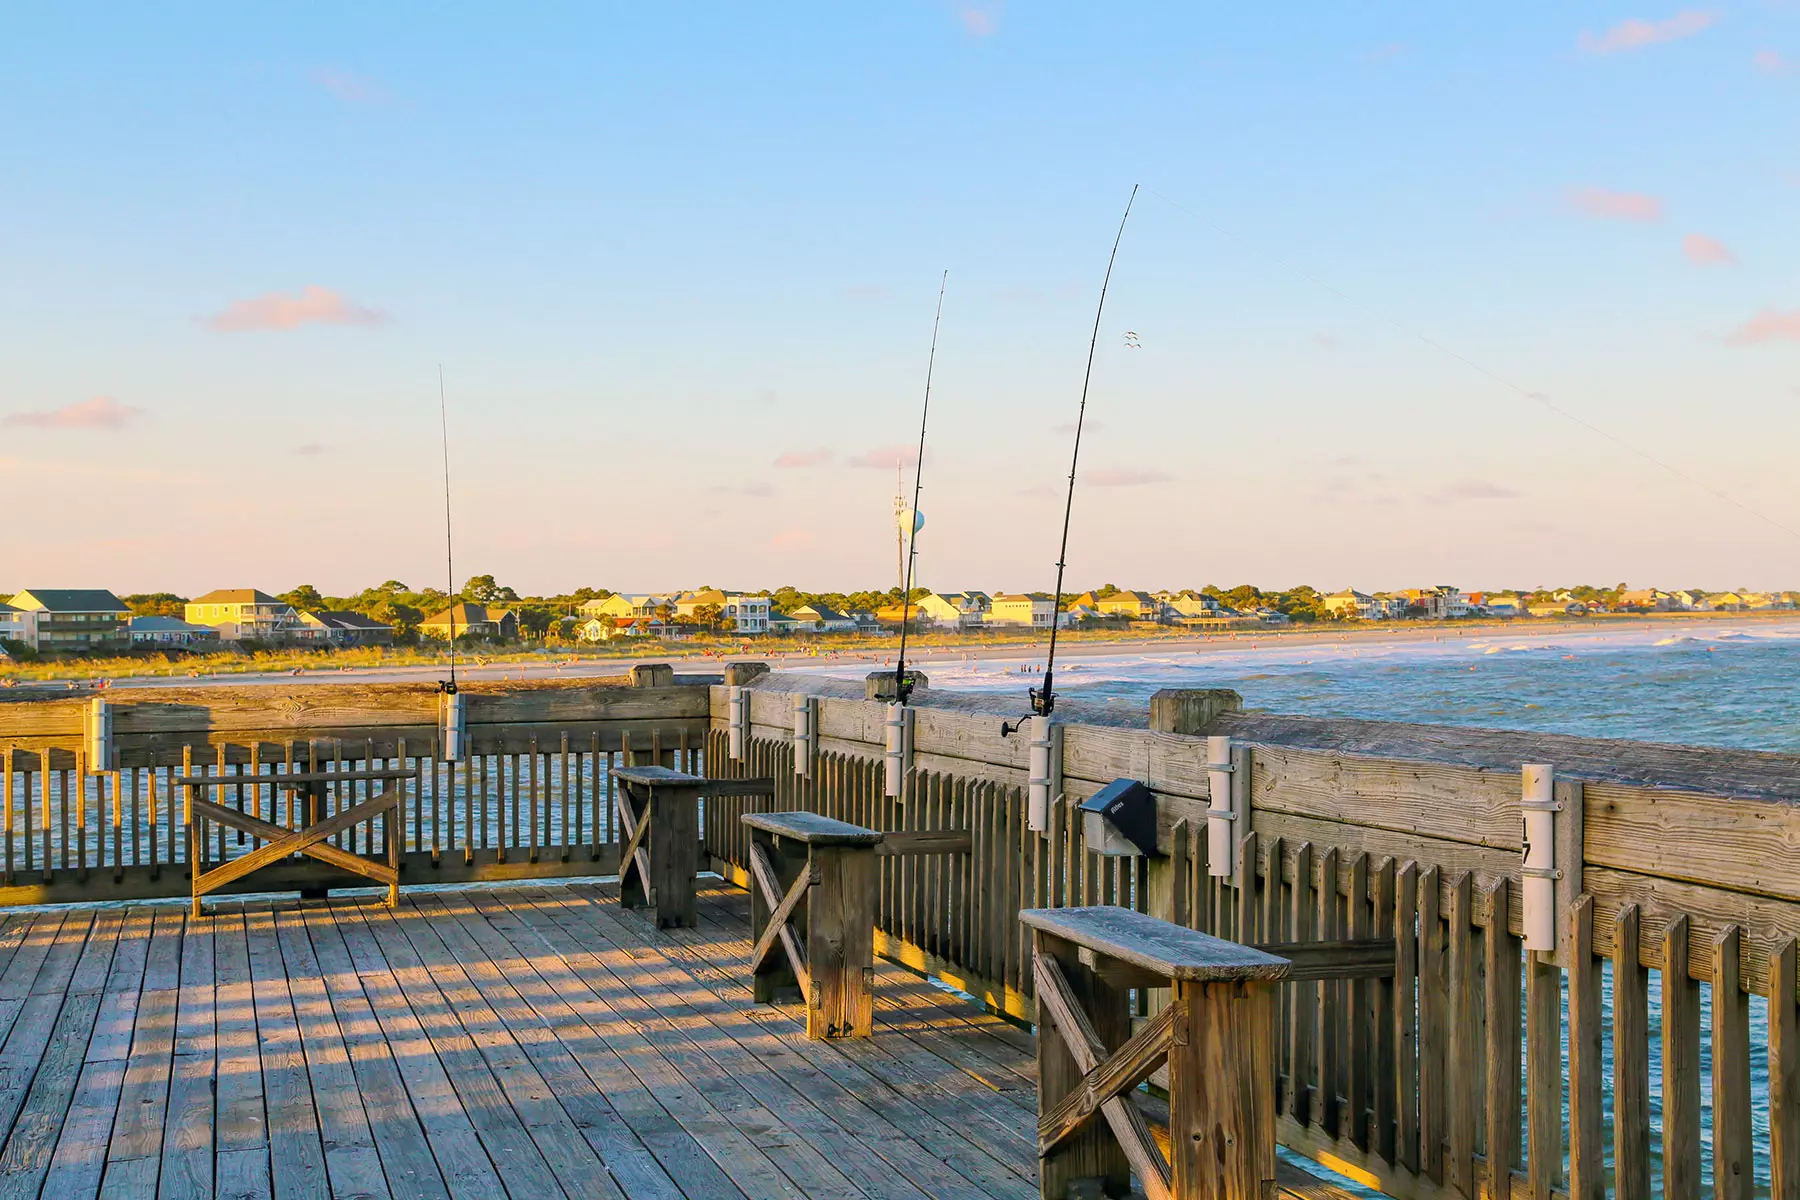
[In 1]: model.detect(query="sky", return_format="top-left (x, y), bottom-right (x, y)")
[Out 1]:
top-left (3, 4), bottom-right (1799, 596)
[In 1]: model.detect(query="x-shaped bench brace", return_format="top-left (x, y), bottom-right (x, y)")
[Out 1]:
top-left (1034, 954), bottom-right (1177, 1200)
top-left (617, 791), bottom-right (654, 904)
top-left (748, 840), bottom-right (813, 993)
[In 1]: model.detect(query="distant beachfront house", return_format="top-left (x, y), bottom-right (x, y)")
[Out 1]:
top-left (766, 612), bottom-right (802, 635)
top-left (295, 610), bottom-right (395, 647)
top-left (184, 589), bottom-right (304, 642)
top-left (129, 616), bottom-right (221, 647)
top-left (0, 603), bottom-right (39, 651)
top-left (1526, 599), bottom-right (1587, 617)
top-left (420, 602), bottom-right (518, 640)
top-left (788, 604), bottom-right (856, 632)
top-left (988, 593), bottom-right (1062, 630)
top-left (1162, 593), bottom-right (1221, 620)
top-left (675, 589), bottom-right (770, 634)
top-left (9, 590), bottom-right (132, 654)
top-left (1323, 590), bottom-right (1381, 621)
top-left (912, 593), bottom-right (986, 629)
top-left (1482, 593), bottom-right (1525, 616)
top-left (1398, 586), bottom-right (1471, 619)
top-left (1072, 590), bottom-right (1163, 622)
top-left (575, 617), bottom-right (616, 643)
top-left (1618, 589), bottom-right (1676, 612)
top-left (580, 594), bottom-right (671, 621)
top-left (1671, 590), bottom-right (1705, 611)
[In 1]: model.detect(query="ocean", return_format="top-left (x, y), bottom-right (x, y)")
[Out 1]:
top-left (794, 622), bottom-right (1800, 752)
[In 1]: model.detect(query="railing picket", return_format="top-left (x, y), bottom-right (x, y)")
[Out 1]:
top-left (1568, 895), bottom-right (1604, 1200)
top-left (1417, 864), bottom-right (1444, 1184)
top-left (1772, 938), bottom-right (1799, 1200)
top-left (1393, 860), bottom-right (1419, 1172)
top-left (1712, 925), bottom-right (1752, 1200)
top-left (1664, 915), bottom-right (1702, 1200)
top-left (1485, 878), bottom-right (1522, 1199)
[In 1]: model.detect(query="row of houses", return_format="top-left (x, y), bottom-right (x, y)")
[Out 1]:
top-left (0, 588), bottom-right (491, 655)
top-left (1323, 585), bottom-right (1800, 620)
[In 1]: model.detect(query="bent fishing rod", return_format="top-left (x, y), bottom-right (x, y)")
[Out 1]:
top-left (437, 364), bottom-right (459, 696)
top-left (893, 270), bottom-right (949, 705)
top-left (1002, 184), bottom-right (1138, 738)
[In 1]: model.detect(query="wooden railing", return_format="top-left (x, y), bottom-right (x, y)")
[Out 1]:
top-left (703, 671), bottom-right (1800, 1200)
top-left (0, 676), bottom-right (710, 904)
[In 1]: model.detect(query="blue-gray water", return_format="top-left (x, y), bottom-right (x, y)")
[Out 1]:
top-left (808, 623), bottom-right (1800, 752)
top-left (804, 621), bottom-right (1797, 1194)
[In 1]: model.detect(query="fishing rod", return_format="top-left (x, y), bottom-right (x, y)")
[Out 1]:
top-left (437, 366), bottom-right (469, 761)
top-left (893, 270), bottom-right (949, 706)
top-left (1002, 184), bottom-right (1138, 740)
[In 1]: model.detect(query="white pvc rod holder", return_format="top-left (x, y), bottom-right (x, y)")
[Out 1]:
top-left (1206, 735), bottom-right (1236, 877)
top-left (85, 699), bottom-right (113, 773)
top-left (728, 686), bottom-right (748, 761)
top-left (441, 691), bottom-right (468, 763)
top-left (1027, 716), bottom-right (1052, 831)
top-left (884, 703), bottom-right (912, 798)
top-left (1521, 762), bottom-right (1558, 952)
top-left (792, 694), bottom-right (813, 777)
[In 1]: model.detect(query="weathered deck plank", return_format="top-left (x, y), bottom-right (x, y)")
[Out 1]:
top-left (0, 879), bottom-right (1345, 1200)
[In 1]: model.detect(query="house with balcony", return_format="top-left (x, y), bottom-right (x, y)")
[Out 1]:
top-left (0, 604), bottom-right (39, 651)
top-left (912, 593), bottom-right (987, 629)
top-left (184, 589), bottom-right (304, 642)
top-left (8, 590), bottom-right (132, 654)
top-left (1323, 590), bottom-right (1382, 620)
top-left (988, 593), bottom-right (1060, 630)
top-left (579, 594), bottom-right (673, 621)
top-left (129, 616), bottom-right (222, 647)
top-left (788, 604), bottom-right (856, 632)
top-left (295, 610), bottom-right (396, 647)
top-left (676, 589), bottom-right (770, 634)
top-left (420, 603), bottom-right (518, 640)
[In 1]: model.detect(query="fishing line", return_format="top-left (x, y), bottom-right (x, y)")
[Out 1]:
top-left (894, 270), bottom-right (949, 706)
top-left (1004, 184), bottom-right (1139, 737)
top-left (1143, 186), bottom-right (1800, 543)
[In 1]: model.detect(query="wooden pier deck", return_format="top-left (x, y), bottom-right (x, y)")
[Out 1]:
top-left (0, 880), bottom-right (1059, 1200)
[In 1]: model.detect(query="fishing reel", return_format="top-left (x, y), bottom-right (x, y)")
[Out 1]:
top-left (1000, 685), bottom-right (1055, 737)
top-left (437, 678), bottom-right (458, 695)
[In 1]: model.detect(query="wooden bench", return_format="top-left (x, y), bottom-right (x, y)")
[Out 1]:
top-left (742, 810), bottom-right (886, 1039)
top-left (612, 766), bottom-right (773, 929)
top-left (1021, 906), bottom-right (1292, 1200)
top-left (176, 767), bottom-right (415, 916)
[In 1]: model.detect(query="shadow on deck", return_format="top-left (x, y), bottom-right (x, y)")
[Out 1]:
top-left (0, 881), bottom-right (1356, 1199)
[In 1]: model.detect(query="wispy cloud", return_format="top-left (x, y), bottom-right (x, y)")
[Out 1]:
top-left (1364, 43), bottom-right (1406, 64)
top-left (1578, 10), bottom-right (1716, 55)
top-left (847, 445), bottom-right (920, 470)
top-left (959, 4), bottom-right (1001, 36)
top-left (1428, 480), bottom-right (1521, 502)
top-left (207, 286), bottom-right (389, 332)
top-left (1682, 233), bottom-right (1737, 265)
top-left (773, 448), bottom-right (831, 469)
top-left (1755, 49), bottom-right (1791, 74)
top-left (708, 481), bottom-right (775, 498)
top-left (3, 396), bottom-right (141, 430)
top-left (1312, 332), bottom-right (1341, 351)
top-left (766, 529), bottom-right (814, 551)
top-left (293, 442), bottom-right (328, 456)
top-left (313, 68), bottom-right (391, 105)
top-left (1724, 309), bottom-right (1800, 345)
top-left (1085, 468), bottom-right (1172, 488)
top-left (1567, 186), bottom-right (1664, 222)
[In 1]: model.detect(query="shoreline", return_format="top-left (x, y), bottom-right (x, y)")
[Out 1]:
top-left (60, 609), bottom-right (1800, 690)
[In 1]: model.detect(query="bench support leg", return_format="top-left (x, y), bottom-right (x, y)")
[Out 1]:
top-left (1167, 978), bottom-right (1279, 1200)
top-left (651, 781), bottom-right (698, 929)
top-left (806, 844), bottom-right (875, 1040)
top-left (751, 831), bottom-right (804, 1005)
top-left (1038, 933), bottom-right (1134, 1199)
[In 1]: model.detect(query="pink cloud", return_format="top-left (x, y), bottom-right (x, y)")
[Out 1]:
top-left (774, 448), bottom-right (832, 469)
top-left (766, 529), bottom-right (815, 551)
top-left (1428, 480), bottom-right (1521, 502)
top-left (1682, 233), bottom-right (1737, 265)
top-left (207, 286), bottom-right (389, 332)
top-left (1755, 49), bottom-right (1790, 74)
top-left (960, 4), bottom-right (1001, 36)
top-left (313, 68), bottom-right (390, 105)
top-left (1578, 10), bottom-right (1716, 55)
top-left (1724, 309), bottom-right (1800, 346)
top-left (1085, 468), bottom-right (1172, 488)
top-left (847, 445), bottom-right (921, 470)
top-left (1567, 186), bottom-right (1664, 222)
top-left (3, 396), bottom-right (141, 430)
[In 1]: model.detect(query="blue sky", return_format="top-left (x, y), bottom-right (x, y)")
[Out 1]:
top-left (4, 4), bottom-right (1798, 595)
